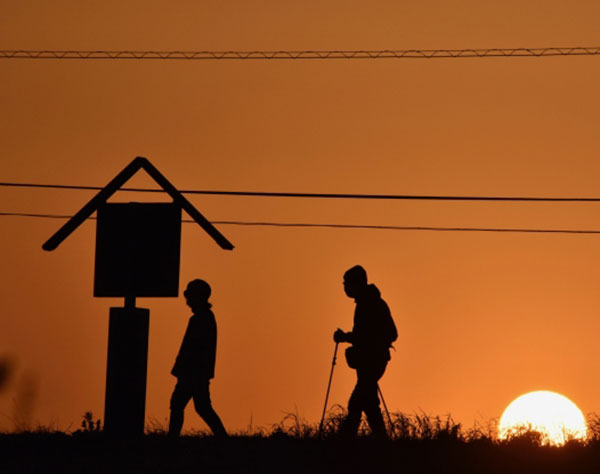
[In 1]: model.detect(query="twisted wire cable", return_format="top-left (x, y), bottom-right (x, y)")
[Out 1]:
top-left (1, 47), bottom-right (600, 61)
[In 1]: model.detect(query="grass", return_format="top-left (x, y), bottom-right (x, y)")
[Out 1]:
top-left (2, 409), bottom-right (600, 473)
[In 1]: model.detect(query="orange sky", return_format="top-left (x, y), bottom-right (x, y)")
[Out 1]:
top-left (2, 1), bottom-right (600, 433)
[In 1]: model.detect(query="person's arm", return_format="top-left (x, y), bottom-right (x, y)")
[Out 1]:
top-left (383, 301), bottom-right (397, 344)
top-left (171, 318), bottom-right (193, 377)
top-left (207, 316), bottom-right (217, 379)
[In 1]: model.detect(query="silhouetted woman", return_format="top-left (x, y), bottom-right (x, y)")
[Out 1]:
top-left (168, 279), bottom-right (227, 437)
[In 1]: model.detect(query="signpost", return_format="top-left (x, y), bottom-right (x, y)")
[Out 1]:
top-left (42, 157), bottom-right (234, 435)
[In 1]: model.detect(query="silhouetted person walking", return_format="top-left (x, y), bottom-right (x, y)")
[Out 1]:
top-left (168, 279), bottom-right (227, 437)
top-left (334, 265), bottom-right (397, 438)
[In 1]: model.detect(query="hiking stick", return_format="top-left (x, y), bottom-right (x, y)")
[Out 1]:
top-left (377, 384), bottom-right (394, 437)
top-left (318, 342), bottom-right (339, 436)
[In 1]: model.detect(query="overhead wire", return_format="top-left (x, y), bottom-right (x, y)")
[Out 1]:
top-left (4, 46), bottom-right (599, 232)
top-left (1, 47), bottom-right (600, 61)
top-left (2, 181), bottom-right (600, 202)
top-left (3, 181), bottom-right (600, 235)
top-left (2, 212), bottom-right (600, 235)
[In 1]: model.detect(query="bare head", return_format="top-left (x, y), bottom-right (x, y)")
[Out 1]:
top-left (184, 279), bottom-right (211, 311)
top-left (343, 265), bottom-right (368, 299)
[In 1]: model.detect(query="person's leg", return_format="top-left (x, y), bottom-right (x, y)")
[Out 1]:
top-left (169, 378), bottom-right (192, 437)
top-left (363, 361), bottom-right (388, 439)
top-left (363, 395), bottom-right (386, 438)
top-left (339, 371), bottom-right (366, 437)
top-left (192, 379), bottom-right (227, 437)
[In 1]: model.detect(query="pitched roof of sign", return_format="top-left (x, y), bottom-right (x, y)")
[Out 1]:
top-left (42, 156), bottom-right (234, 251)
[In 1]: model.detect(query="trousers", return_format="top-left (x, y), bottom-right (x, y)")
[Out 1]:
top-left (340, 359), bottom-right (388, 438)
top-left (168, 376), bottom-right (227, 437)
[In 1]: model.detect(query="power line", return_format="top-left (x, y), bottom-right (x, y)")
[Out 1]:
top-left (1, 47), bottom-right (600, 61)
top-left (2, 211), bottom-right (600, 235)
top-left (2, 181), bottom-right (600, 202)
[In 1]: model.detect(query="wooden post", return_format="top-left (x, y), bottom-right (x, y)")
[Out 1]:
top-left (103, 305), bottom-right (149, 436)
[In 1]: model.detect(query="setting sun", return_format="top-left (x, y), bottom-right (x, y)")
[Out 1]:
top-left (498, 391), bottom-right (587, 446)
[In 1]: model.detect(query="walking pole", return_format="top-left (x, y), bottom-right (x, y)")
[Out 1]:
top-left (377, 384), bottom-right (394, 437)
top-left (318, 342), bottom-right (339, 437)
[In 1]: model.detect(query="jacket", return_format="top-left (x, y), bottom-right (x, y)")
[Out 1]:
top-left (171, 306), bottom-right (217, 380)
top-left (347, 284), bottom-right (397, 362)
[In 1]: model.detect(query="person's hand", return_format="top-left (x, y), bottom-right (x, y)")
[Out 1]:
top-left (333, 328), bottom-right (346, 343)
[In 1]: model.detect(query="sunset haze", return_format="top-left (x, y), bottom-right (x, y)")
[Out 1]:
top-left (2, 1), bottom-right (600, 434)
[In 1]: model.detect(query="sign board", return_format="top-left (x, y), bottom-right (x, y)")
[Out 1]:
top-left (43, 157), bottom-right (233, 436)
top-left (94, 202), bottom-right (182, 297)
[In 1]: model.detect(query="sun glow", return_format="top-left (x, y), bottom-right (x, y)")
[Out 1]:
top-left (498, 391), bottom-right (587, 446)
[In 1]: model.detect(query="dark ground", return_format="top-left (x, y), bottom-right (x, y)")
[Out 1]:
top-left (2, 433), bottom-right (600, 474)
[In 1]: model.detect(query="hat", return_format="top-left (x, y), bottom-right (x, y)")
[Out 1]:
top-left (183, 279), bottom-right (211, 300)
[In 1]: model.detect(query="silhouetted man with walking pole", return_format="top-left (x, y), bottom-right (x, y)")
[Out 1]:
top-left (334, 265), bottom-right (397, 439)
top-left (168, 279), bottom-right (227, 437)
